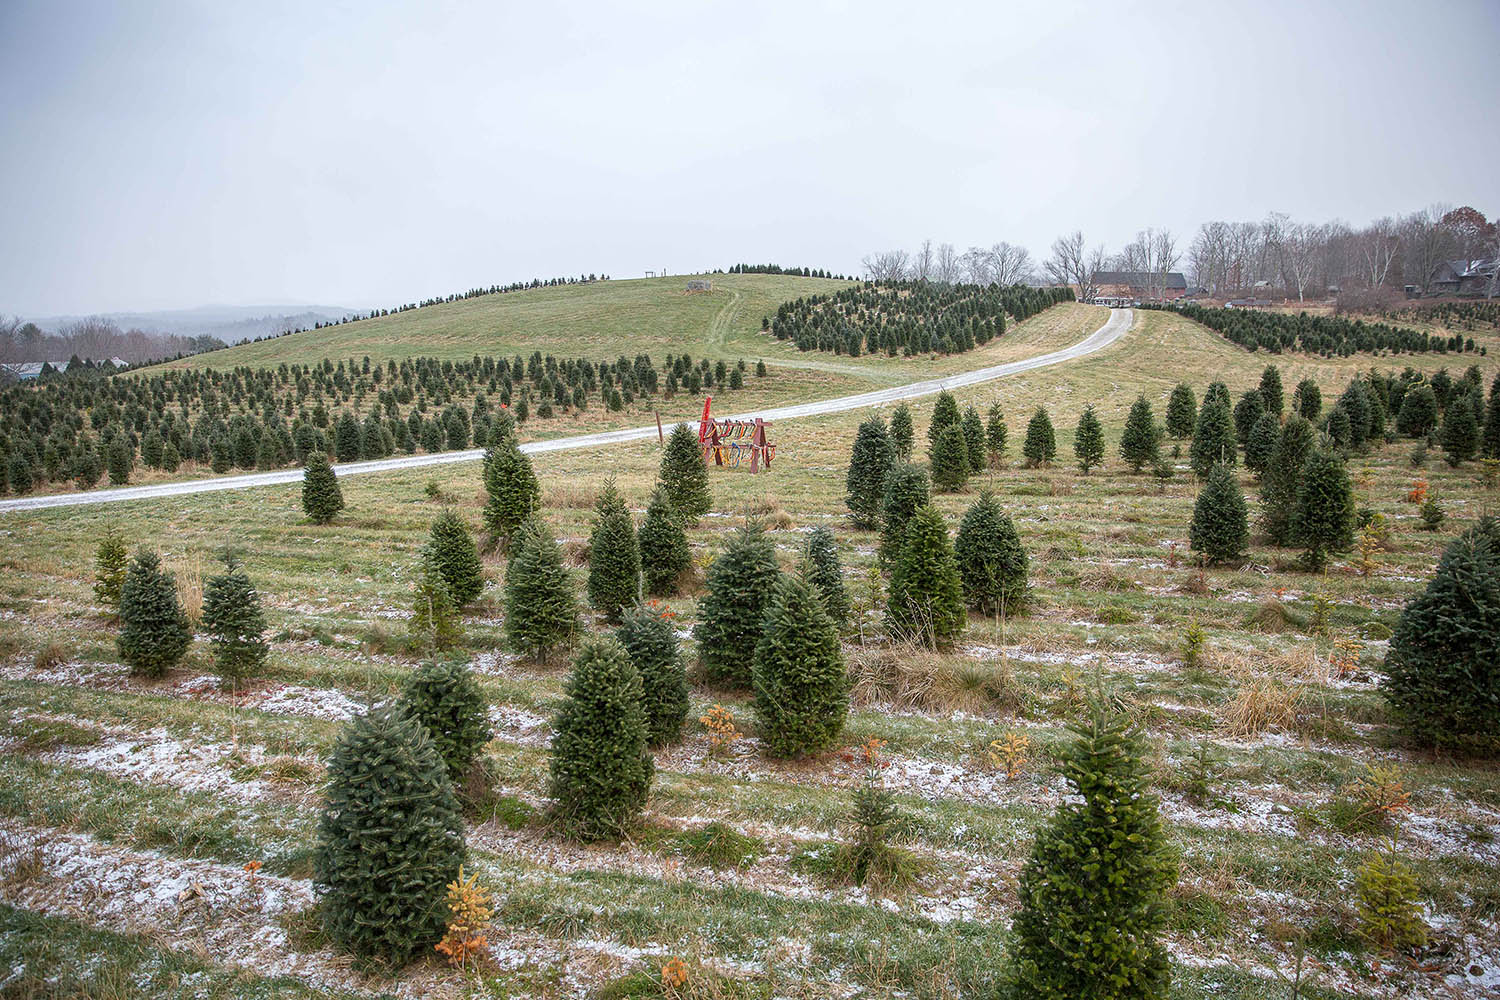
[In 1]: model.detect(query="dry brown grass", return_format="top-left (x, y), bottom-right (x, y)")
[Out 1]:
top-left (848, 643), bottom-right (1024, 716)
top-left (174, 552), bottom-right (203, 625)
top-left (31, 642), bottom-right (69, 670)
top-left (543, 483), bottom-right (600, 509)
top-left (561, 537), bottom-right (591, 567)
top-left (1219, 676), bottom-right (1304, 737)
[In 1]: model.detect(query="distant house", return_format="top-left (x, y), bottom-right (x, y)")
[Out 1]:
top-left (0, 362), bottom-right (56, 380)
top-left (1090, 271), bottom-right (1188, 305)
top-left (1428, 259), bottom-right (1498, 297)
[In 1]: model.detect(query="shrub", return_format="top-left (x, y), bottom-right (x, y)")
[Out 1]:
top-left (586, 478), bottom-right (640, 623)
top-left (961, 405), bottom-right (987, 474)
top-left (659, 423), bottom-right (711, 526)
top-left (889, 403), bottom-right (915, 461)
top-left (1353, 843), bottom-right (1426, 953)
top-left (1419, 495), bottom-right (1445, 530)
top-left (616, 605), bottom-right (688, 747)
top-left (805, 526), bottom-right (849, 627)
top-left (1188, 463), bottom-right (1248, 566)
top-left (301, 452), bottom-right (344, 524)
top-left (503, 519), bottom-right (579, 663)
top-left (638, 485), bottom-right (690, 597)
top-left (886, 505), bottom-right (966, 649)
top-left (482, 435), bottom-right (540, 550)
top-left (399, 659), bottom-right (493, 780)
top-left (845, 416), bottom-right (892, 529)
top-left (1381, 517), bottom-right (1500, 754)
top-left (92, 528), bottom-right (129, 613)
top-left (548, 636), bottom-right (653, 841)
top-left (878, 463), bottom-right (931, 567)
top-left (427, 510), bottom-right (484, 608)
top-left (315, 705), bottom-right (464, 963)
top-left (1292, 450), bottom-right (1356, 571)
top-left (200, 551), bottom-right (268, 687)
top-left (1022, 407), bottom-right (1056, 467)
top-left (953, 491), bottom-right (1027, 616)
top-left (1073, 405), bottom-right (1104, 474)
top-left (752, 573), bottom-right (848, 758)
top-left (929, 424), bottom-right (971, 492)
top-left (1119, 395), bottom-right (1159, 473)
top-left (411, 548), bottom-right (461, 651)
top-left (1006, 701), bottom-right (1176, 1000)
top-left (693, 524), bottom-right (781, 686)
top-left (117, 549), bottom-right (192, 678)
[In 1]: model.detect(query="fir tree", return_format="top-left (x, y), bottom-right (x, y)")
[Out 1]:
top-left (953, 491), bottom-right (1027, 615)
top-left (1189, 463), bottom-right (1249, 566)
top-left (1189, 395), bottom-right (1236, 478)
top-left (1440, 397), bottom-right (1479, 466)
top-left (1292, 449), bottom-right (1356, 571)
top-left (1381, 518), bottom-right (1500, 754)
top-left (1293, 378), bottom-right (1322, 420)
top-left (1483, 375), bottom-right (1500, 459)
top-left (1022, 407), bottom-right (1057, 467)
top-left (1397, 384), bottom-right (1438, 438)
top-left (804, 526), bottom-right (849, 627)
top-left (1007, 701), bottom-right (1176, 1000)
top-left (92, 527), bottom-right (129, 614)
top-left (315, 705), bottom-right (464, 962)
top-left (878, 463), bottom-right (931, 567)
top-left (961, 405), bottom-right (987, 474)
top-left (1119, 395), bottom-right (1160, 473)
top-left (657, 423), bottom-right (712, 527)
top-left (161, 439), bottom-right (180, 472)
top-left (427, 510), bottom-right (484, 608)
top-left (107, 436), bottom-right (132, 486)
top-left (201, 551), bottom-right (268, 687)
top-left (615, 605), bottom-right (688, 747)
top-left (845, 415), bottom-right (892, 529)
top-left (302, 452), bottom-right (344, 524)
top-left (985, 403), bottom-right (1008, 467)
top-left (586, 478), bottom-right (640, 623)
top-left (928, 391), bottom-right (961, 445)
top-left (1327, 404), bottom-right (1353, 450)
top-left (548, 636), bottom-right (653, 841)
top-left (140, 427), bottom-right (164, 469)
top-left (117, 549), bottom-right (192, 678)
top-left (1165, 383), bottom-right (1197, 439)
top-left (1244, 410), bottom-right (1280, 479)
top-left (6, 452), bottom-right (32, 494)
top-left (411, 547), bottom-right (461, 651)
top-left (753, 573), bottom-right (848, 758)
top-left (1259, 365), bottom-right (1284, 416)
top-left (637, 485), bottom-right (690, 596)
top-left (1259, 416), bottom-right (1316, 546)
top-left (889, 403), bottom-right (915, 462)
top-left (1233, 389), bottom-right (1265, 446)
top-left (930, 424), bottom-right (971, 492)
top-left (503, 519), bottom-right (579, 663)
top-left (399, 658), bottom-right (492, 780)
top-left (482, 434), bottom-right (540, 550)
top-left (886, 505), bottom-right (966, 649)
top-left (1073, 405), bottom-right (1105, 474)
top-left (693, 524), bottom-right (781, 686)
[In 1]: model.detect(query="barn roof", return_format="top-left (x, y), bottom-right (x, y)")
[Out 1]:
top-left (1094, 271), bottom-right (1188, 289)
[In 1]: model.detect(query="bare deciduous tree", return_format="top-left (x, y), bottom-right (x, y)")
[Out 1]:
top-left (862, 250), bottom-right (910, 282)
top-left (1046, 231), bottom-right (1104, 302)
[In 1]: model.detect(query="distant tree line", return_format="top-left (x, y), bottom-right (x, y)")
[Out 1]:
top-left (723, 264), bottom-right (851, 279)
top-left (0, 316), bottom-right (227, 366)
top-left (0, 349), bottom-right (766, 495)
top-left (1152, 302), bottom-right (1481, 356)
top-left (768, 280), bottom-right (1074, 357)
top-left (1379, 299), bottom-right (1500, 331)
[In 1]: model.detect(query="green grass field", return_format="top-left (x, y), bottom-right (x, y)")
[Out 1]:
top-left (2, 300), bottom-right (1499, 999)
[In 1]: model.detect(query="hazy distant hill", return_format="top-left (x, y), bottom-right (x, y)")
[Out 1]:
top-left (29, 304), bottom-right (360, 344)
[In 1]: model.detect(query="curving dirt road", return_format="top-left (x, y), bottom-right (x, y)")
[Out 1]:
top-left (0, 308), bottom-right (1131, 513)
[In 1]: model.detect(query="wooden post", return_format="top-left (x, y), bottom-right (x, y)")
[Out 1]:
top-left (655, 410), bottom-right (663, 445)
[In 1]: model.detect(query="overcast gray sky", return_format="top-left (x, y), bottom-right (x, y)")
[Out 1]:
top-left (3, 0), bottom-right (1497, 317)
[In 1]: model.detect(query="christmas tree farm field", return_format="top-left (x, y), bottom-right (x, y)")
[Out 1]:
top-left (1, 307), bottom-right (1499, 998)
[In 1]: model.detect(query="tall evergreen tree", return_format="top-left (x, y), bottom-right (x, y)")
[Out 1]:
top-left (399, 659), bottom-right (492, 780)
top-left (889, 403), bottom-right (915, 462)
top-left (1259, 416), bottom-right (1316, 546)
top-left (1258, 365), bottom-right (1284, 417)
top-left (638, 484), bottom-right (690, 596)
top-left (1022, 407), bottom-right (1057, 467)
top-left (117, 549), bottom-right (192, 678)
top-left (961, 405), bottom-right (987, 474)
top-left (886, 505), bottom-right (967, 649)
top-left (615, 605), bottom-right (688, 747)
top-left (482, 434), bottom-right (540, 550)
top-left (1244, 411), bottom-right (1280, 478)
top-left (1007, 702), bottom-right (1176, 1000)
top-left (1119, 395), bottom-right (1160, 473)
top-left (1189, 395), bottom-right (1236, 478)
top-left (1381, 518), bottom-right (1500, 754)
top-left (928, 391), bottom-right (961, 445)
top-left (845, 416), bottom-right (893, 529)
top-left (201, 551), bottom-right (268, 687)
top-left (930, 424), bottom-right (971, 492)
top-left (586, 478), bottom-right (640, 622)
top-left (315, 705), bottom-right (464, 962)
top-left (693, 524), bottom-right (782, 686)
top-left (953, 491), bottom-right (1027, 615)
top-left (878, 463), bottom-right (931, 567)
top-left (411, 547), bottom-right (461, 651)
top-left (1165, 383), bottom-right (1197, 439)
top-left (1073, 405), bottom-right (1105, 474)
top-left (427, 510), bottom-right (484, 608)
top-left (985, 402), bottom-right (1008, 467)
top-left (1397, 384), bottom-right (1438, 438)
top-left (658, 422), bottom-right (713, 525)
top-left (753, 573), bottom-right (848, 758)
top-left (503, 519), bottom-right (579, 663)
top-left (301, 452), bottom-right (344, 524)
top-left (1293, 378), bottom-right (1323, 420)
top-left (1483, 374), bottom-right (1500, 459)
top-left (334, 412), bottom-right (361, 462)
top-left (1189, 463), bottom-right (1249, 566)
top-left (1232, 389), bottom-right (1265, 446)
top-left (1441, 397), bottom-right (1479, 466)
top-left (804, 526), bottom-right (849, 627)
top-left (106, 436), bottom-right (132, 486)
top-left (549, 636), bottom-right (653, 841)
top-left (1292, 449), bottom-right (1356, 571)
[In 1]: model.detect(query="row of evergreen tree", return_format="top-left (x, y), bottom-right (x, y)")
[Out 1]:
top-left (1381, 299), bottom-right (1500, 332)
top-left (1160, 302), bottom-right (1482, 355)
top-left (768, 280), bottom-right (1074, 357)
top-left (723, 263), bottom-right (850, 279)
